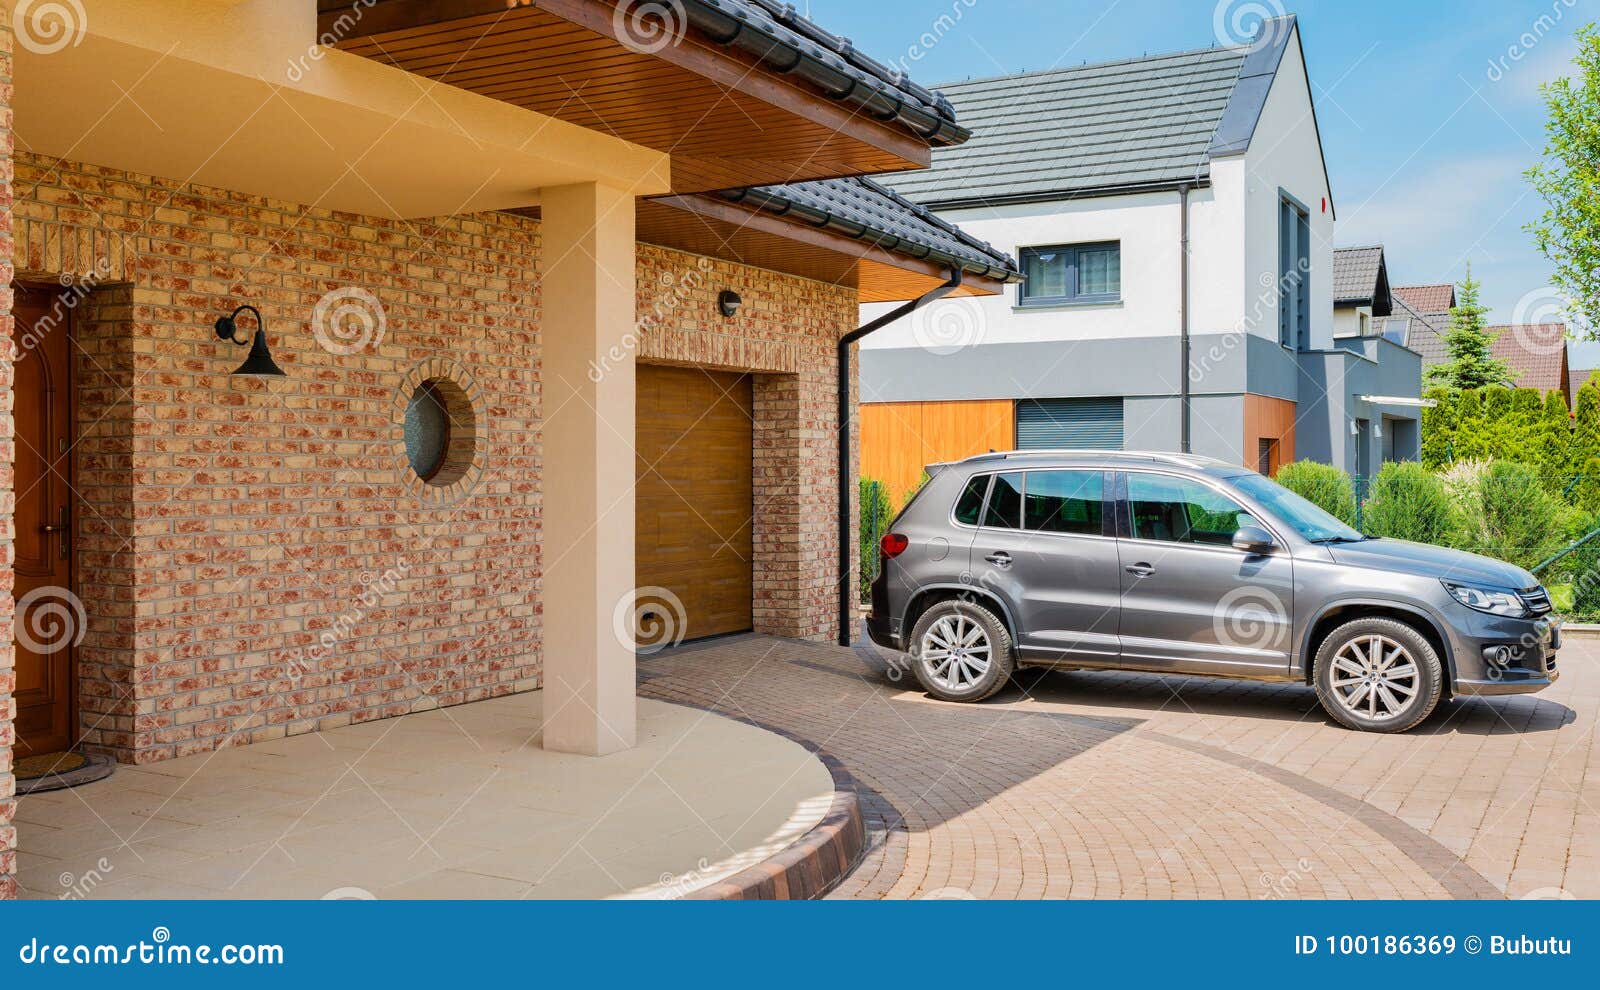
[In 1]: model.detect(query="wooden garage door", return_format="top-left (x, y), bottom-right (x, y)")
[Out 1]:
top-left (636, 365), bottom-right (754, 640)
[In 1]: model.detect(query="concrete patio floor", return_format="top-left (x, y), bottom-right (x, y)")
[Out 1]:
top-left (13, 695), bottom-right (834, 899)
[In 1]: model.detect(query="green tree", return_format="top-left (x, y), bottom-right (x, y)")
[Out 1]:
top-left (1420, 387), bottom-right (1456, 468)
top-left (1536, 389), bottom-right (1573, 488)
top-left (1527, 23), bottom-right (1600, 337)
top-left (1453, 388), bottom-right (1487, 459)
top-left (1575, 384), bottom-right (1600, 475)
top-left (1424, 265), bottom-right (1512, 390)
top-left (1504, 388), bottom-right (1543, 461)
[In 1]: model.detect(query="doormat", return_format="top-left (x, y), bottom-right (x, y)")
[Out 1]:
top-left (16, 752), bottom-right (116, 794)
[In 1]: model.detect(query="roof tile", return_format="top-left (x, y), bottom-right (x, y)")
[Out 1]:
top-left (877, 45), bottom-right (1249, 206)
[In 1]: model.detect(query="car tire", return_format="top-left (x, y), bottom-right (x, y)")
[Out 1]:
top-left (1313, 617), bottom-right (1443, 733)
top-left (907, 599), bottom-right (1016, 703)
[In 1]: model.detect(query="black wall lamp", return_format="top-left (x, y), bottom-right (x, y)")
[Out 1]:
top-left (717, 290), bottom-right (741, 318)
top-left (215, 304), bottom-right (286, 378)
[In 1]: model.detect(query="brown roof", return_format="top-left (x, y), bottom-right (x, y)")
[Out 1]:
top-left (1393, 283), bottom-right (1455, 314)
top-left (1486, 323), bottom-right (1570, 394)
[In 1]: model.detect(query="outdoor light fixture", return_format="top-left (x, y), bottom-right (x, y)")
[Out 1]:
top-left (717, 290), bottom-right (742, 318)
top-left (214, 304), bottom-right (286, 378)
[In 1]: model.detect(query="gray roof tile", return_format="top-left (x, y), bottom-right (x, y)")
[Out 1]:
top-left (719, 177), bottom-right (1021, 280)
top-left (1332, 246), bottom-right (1385, 304)
top-left (878, 45), bottom-right (1249, 206)
top-left (690, 0), bottom-right (965, 146)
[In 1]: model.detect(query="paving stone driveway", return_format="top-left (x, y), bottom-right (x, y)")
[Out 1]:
top-left (641, 630), bottom-right (1598, 899)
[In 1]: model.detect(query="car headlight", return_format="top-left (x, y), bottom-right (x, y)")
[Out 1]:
top-left (1442, 581), bottom-right (1528, 617)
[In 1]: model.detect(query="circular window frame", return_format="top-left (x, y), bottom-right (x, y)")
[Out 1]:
top-left (394, 359), bottom-right (485, 504)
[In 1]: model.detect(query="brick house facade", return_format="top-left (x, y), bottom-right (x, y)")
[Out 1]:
top-left (0, 144), bottom-right (860, 892)
top-left (10, 143), bottom-right (861, 756)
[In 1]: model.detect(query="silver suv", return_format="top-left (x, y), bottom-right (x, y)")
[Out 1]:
top-left (866, 451), bottom-right (1560, 733)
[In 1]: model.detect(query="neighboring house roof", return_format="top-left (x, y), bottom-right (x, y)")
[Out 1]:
top-left (688, 0), bottom-right (967, 146)
top-left (877, 16), bottom-right (1312, 208)
top-left (716, 177), bottom-right (1022, 282)
top-left (1487, 323), bottom-right (1571, 394)
top-left (1394, 300), bottom-right (1451, 364)
top-left (1411, 315), bottom-right (1572, 393)
top-left (1392, 283), bottom-right (1456, 314)
top-left (1332, 245), bottom-right (1392, 314)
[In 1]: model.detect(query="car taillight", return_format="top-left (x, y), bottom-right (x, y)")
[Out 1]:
top-left (880, 533), bottom-right (909, 559)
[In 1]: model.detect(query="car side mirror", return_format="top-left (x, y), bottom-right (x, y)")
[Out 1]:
top-left (1232, 526), bottom-right (1277, 555)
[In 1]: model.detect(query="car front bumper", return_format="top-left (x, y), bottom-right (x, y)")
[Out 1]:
top-left (1449, 613), bottom-right (1561, 697)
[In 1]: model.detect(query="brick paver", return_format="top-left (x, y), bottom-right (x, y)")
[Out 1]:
top-left (640, 631), bottom-right (1599, 899)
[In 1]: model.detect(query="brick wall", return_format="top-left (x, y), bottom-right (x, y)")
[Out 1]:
top-left (2, 153), bottom-right (856, 780)
top-left (0, 16), bottom-right (16, 902)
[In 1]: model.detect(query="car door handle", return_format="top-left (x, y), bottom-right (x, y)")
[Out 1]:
top-left (1125, 562), bottom-right (1155, 577)
top-left (984, 552), bottom-right (1012, 568)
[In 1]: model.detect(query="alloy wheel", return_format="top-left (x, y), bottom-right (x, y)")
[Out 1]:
top-left (1329, 633), bottom-right (1419, 721)
top-left (919, 613), bottom-right (992, 692)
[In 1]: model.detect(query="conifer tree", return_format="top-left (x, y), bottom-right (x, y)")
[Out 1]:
top-left (1424, 265), bottom-right (1512, 390)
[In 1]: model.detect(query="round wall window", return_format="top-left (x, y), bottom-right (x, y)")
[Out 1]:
top-left (403, 377), bottom-right (475, 486)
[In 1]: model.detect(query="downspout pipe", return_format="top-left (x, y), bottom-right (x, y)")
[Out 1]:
top-left (837, 268), bottom-right (963, 647)
top-left (1177, 183), bottom-right (1192, 454)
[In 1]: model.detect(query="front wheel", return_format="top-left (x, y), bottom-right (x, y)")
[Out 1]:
top-left (907, 600), bottom-right (1016, 703)
top-left (1313, 618), bottom-right (1443, 733)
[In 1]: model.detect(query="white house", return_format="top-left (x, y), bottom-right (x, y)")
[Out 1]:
top-left (858, 15), bottom-right (1422, 492)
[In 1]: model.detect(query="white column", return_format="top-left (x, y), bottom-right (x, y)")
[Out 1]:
top-left (539, 181), bottom-right (637, 756)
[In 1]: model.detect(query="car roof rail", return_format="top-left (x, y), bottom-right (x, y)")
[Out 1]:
top-left (957, 449), bottom-right (1236, 469)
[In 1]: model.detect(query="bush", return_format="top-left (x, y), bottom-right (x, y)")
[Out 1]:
top-left (1454, 461), bottom-right (1566, 571)
top-left (1363, 462), bottom-right (1456, 545)
top-left (1275, 461), bottom-right (1357, 527)
top-left (859, 477), bottom-right (895, 601)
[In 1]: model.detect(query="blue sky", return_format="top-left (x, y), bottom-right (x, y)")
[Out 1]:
top-left (801, 0), bottom-right (1595, 342)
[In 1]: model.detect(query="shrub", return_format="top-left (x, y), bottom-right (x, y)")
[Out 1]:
top-left (1362, 462), bottom-right (1456, 545)
top-left (1454, 461), bottom-right (1566, 571)
top-left (859, 478), bottom-right (895, 601)
top-left (1275, 461), bottom-right (1357, 527)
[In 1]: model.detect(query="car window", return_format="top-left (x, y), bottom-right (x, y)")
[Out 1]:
top-left (1127, 473), bottom-right (1255, 546)
top-left (1023, 471), bottom-right (1103, 535)
top-left (952, 474), bottom-right (990, 526)
top-left (981, 472), bottom-right (1023, 529)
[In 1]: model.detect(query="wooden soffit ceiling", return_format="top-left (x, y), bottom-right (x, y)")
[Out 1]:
top-left (322, 0), bottom-right (934, 195)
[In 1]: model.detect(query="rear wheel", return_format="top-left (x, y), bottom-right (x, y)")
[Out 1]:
top-left (1313, 618), bottom-right (1443, 733)
top-left (908, 600), bottom-right (1015, 703)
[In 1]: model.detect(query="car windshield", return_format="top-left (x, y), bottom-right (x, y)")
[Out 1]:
top-left (1229, 473), bottom-right (1365, 544)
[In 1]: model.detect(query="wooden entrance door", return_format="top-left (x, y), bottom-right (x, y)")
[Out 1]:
top-left (12, 285), bottom-right (77, 756)
top-left (635, 365), bottom-right (754, 641)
